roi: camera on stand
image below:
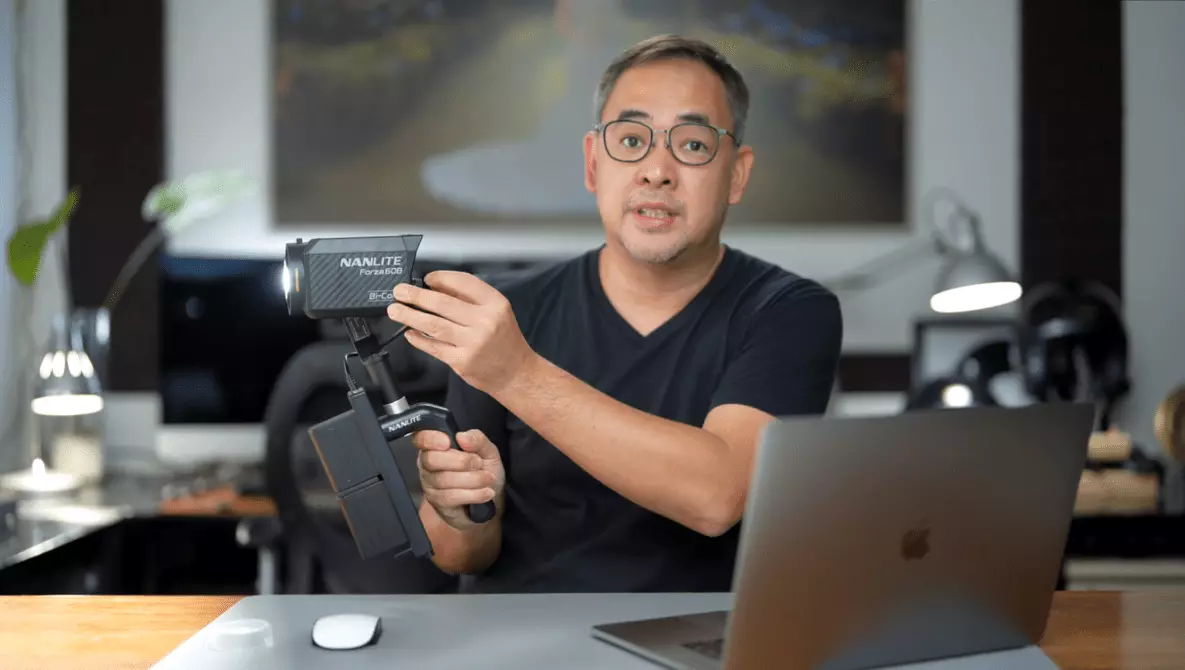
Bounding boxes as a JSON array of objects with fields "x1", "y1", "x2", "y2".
[{"x1": 283, "y1": 234, "x2": 495, "y2": 560}]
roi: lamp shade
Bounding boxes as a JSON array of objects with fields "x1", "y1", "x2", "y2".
[
  {"x1": 930, "y1": 249, "x2": 1023, "y2": 314},
  {"x1": 927, "y1": 198, "x2": 1022, "y2": 314},
  {"x1": 818, "y1": 189, "x2": 1022, "y2": 315},
  {"x1": 31, "y1": 313, "x2": 104, "y2": 417}
]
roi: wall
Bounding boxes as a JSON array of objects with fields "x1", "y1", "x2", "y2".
[
  {"x1": 165, "y1": 0, "x2": 1021, "y2": 354},
  {"x1": 1121, "y1": 1, "x2": 1185, "y2": 458},
  {"x1": 0, "y1": 0, "x2": 18, "y2": 471},
  {"x1": 0, "y1": 0, "x2": 69, "y2": 473}
]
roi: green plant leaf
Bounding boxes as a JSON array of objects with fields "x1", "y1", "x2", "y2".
[
  {"x1": 142, "y1": 170, "x2": 254, "y2": 234},
  {"x1": 6, "y1": 188, "x2": 79, "y2": 286},
  {"x1": 143, "y1": 184, "x2": 186, "y2": 218}
]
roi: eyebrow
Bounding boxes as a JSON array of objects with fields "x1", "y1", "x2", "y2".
[{"x1": 615, "y1": 109, "x2": 713, "y2": 125}]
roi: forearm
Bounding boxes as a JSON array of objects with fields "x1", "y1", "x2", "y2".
[
  {"x1": 493, "y1": 354, "x2": 745, "y2": 536},
  {"x1": 419, "y1": 501, "x2": 502, "y2": 575}
]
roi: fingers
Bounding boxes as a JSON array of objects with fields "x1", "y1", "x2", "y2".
[
  {"x1": 412, "y1": 429, "x2": 498, "y2": 469},
  {"x1": 422, "y1": 485, "x2": 496, "y2": 510},
  {"x1": 420, "y1": 468, "x2": 495, "y2": 492},
  {"x1": 418, "y1": 447, "x2": 484, "y2": 473},
  {"x1": 413, "y1": 427, "x2": 501, "y2": 517},
  {"x1": 386, "y1": 302, "x2": 459, "y2": 344},
  {"x1": 455, "y1": 429, "x2": 500, "y2": 461},
  {"x1": 413, "y1": 429, "x2": 489, "y2": 452},
  {"x1": 403, "y1": 328, "x2": 458, "y2": 363},
  {"x1": 392, "y1": 281, "x2": 475, "y2": 326},
  {"x1": 411, "y1": 430, "x2": 452, "y2": 451}
]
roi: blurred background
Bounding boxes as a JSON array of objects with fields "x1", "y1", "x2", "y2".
[{"x1": 1, "y1": 0, "x2": 1184, "y2": 597}]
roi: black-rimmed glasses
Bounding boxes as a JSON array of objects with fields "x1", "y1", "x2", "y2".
[{"x1": 593, "y1": 119, "x2": 736, "y2": 166}]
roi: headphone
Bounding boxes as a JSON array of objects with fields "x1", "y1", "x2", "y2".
[{"x1": 1018, "y1": 280, "x2": 1130, "y2": 425}]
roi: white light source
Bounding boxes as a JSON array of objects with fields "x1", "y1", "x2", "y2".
[
  {"x1": 927, "y1": 200, "x2": 1023, "y2": 313},
  {"x1": 30, "y1": 394, "x2": 105, "y2": 417},
  {"x1": 0, "y1": 458, "x2": 83, "y2": 495},
  {"x1": 941, "y1": 383, "x2": 974, "y2": 408},
  {"x1": 931, "y1": 281, "x2": 1024, "y2": 314}
]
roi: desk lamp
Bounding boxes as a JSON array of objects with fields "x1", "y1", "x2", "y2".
[
  {"x1": 30, "y1": 312, "x2": 104, "y2": 417},
  {"x1": 826, "y1": 188, "x2": 1022, "y2": 314},
  {"x1": 0, "y1": 313, "x2": 103, "y2": 495}
]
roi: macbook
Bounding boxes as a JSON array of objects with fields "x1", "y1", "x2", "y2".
[{"x1": 591, "y1": 403, "x2": 1093, "y2": 669}]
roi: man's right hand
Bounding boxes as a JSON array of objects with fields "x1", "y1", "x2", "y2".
[{"x1": 413, "y1": 429, "x2": 505, "y2": 530}]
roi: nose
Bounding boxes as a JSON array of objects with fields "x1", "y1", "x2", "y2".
[{"x1": 635, "y1": 138, "x2": 679, "y2": 189}]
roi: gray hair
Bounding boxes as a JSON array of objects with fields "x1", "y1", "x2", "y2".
[{"x1": 592, "y1": 35, "x2": 750, "y2": 145}]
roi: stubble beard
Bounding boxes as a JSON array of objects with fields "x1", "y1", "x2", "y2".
[
  {"x1": 617, "y1": 204, "x2": 729, "y2": 266},
  {"x1": 620, "y1": 228, "x2": 693, "y2": 265}
]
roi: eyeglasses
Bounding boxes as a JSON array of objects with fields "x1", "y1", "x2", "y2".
[{"x1": 593, "y1": 119, "x2": 737, "y2": 166}]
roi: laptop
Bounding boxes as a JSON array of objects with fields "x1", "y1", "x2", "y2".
[{"x1": 591, "y1": 403, "x2": 1093, "y2": 669}]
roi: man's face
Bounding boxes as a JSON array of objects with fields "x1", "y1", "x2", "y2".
[{"x1": 583, "y1": 58, "x2": 754, "y2": 265}]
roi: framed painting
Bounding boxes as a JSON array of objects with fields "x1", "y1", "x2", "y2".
[{"x1": 272, "y1": 0, "x2": 907, "y2": 227}]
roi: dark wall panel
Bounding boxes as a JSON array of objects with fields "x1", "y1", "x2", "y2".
[
  {"x1": 839, "y1": 0, "x2": 1125, "y2": 395},
  {"x1": 67, "y1": 0, "x2": 164, "y2": 392},
  {"x1": 1020, "y1": 0, "x2": 1123, "y2": 298},
  {"x1": 838, "y1": 354, "x2": 911, "y2": 394}
]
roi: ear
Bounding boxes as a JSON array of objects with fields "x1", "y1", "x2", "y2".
[
  {"x1": 583, "y1": 131, "x2": 597, "y2": 193},
  {"x1": 727, "y1": 145, "x2": 755, "y2": 206}
]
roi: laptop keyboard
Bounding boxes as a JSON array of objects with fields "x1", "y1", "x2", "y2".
[{"x1": 683, "y1": 638, "x2": 725, "y2": 660}]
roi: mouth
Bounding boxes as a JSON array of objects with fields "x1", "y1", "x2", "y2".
[{"x1": 631, "y1": 203, "x2": 679, "y2": 226}]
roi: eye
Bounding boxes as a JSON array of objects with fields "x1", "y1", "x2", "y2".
[
  {"x1": 683, "y1": 140, "x2": 707, "y2": 153},
  {"x1": 620, "y1": 135, "x2": 644, "y2": 149}
]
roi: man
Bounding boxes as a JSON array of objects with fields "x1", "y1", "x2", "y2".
[{"x1": 386, "y1": 35, "x2": 843, "y2": 593}]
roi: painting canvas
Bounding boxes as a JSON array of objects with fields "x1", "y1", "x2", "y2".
[{"x1": 272, "y1": 0, "x2": 907, "y2": 226}]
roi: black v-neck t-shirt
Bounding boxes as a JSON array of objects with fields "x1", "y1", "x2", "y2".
[{"x1": 445, "y1": 245, "x2": 843, "y2": 594}]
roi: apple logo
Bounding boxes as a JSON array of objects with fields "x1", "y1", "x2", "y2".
[{"x1": 901, "y1": 522, "x2": 931, "y2": 560}]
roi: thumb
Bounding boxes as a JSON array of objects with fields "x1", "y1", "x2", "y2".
[
  {"x1": 411, "y1": 430, "x2": 451, "y2": 451},
  {"x1": 456, "y1": 430, "x2": 499, "y2": 461}
]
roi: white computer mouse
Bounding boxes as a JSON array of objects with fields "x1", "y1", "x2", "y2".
[{"x1": 311, "y1": 613, "x2": 382, "y2": 651}]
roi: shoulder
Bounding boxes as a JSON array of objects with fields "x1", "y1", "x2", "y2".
[
  {"x1": 704, "y1": 249, "x2": 842, "y2": 417},
  {"x1": 720, "y1": 247, "x2": 842, "y2": 327}
]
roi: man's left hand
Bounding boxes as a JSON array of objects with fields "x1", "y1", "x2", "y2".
[{"x1": 387, "y1": 271, "x2": 536, "y2": 395}]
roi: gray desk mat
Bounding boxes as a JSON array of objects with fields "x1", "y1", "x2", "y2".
[{"x1": 151, "y1": 593, "x2": 1059, "y2": 670}]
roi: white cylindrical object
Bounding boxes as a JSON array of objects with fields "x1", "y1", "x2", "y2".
[
  {"x1": 206, "y1": 618, "x2": 275, "y2": 651},
  {"x1": 51, "y1": 432, "x2": 103, "y2": 482}
]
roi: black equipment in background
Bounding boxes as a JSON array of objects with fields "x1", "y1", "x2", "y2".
[
  {"x1": 908, "y1": 339, "x2": 1017, "y2": 410},
  {"x1": 1019, "y1": 280, "x2": 1131, "y2": 430},
  {"x1": 907, "y1": 318, "x2": 1030, "y2": 411}
]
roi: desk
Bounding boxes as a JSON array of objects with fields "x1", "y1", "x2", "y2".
[
  {"x1": 1, "y1": 473, "x2": 273, "y2": 571},
  {"x1": 0, "y1": 592, "x2": 1182, "y2": 669},
  {"x1": 0, "y1": 473, "x2": 275, "y2": 596}
]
